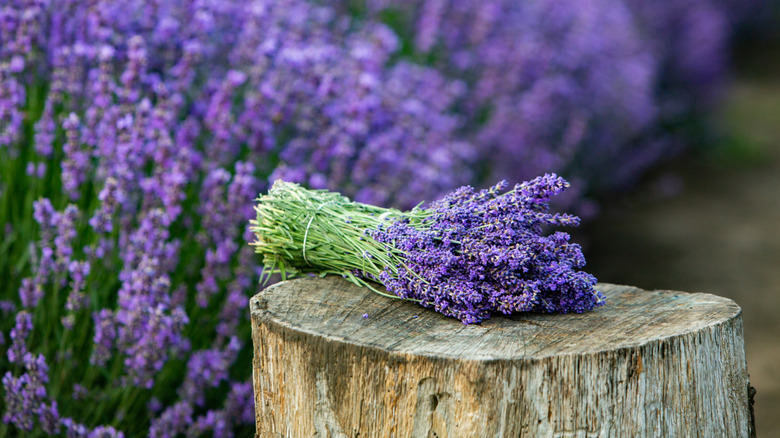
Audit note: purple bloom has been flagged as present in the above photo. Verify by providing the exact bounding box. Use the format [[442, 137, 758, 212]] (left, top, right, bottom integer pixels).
[[25, 161, 46, 178], [34, 103, 57, 157], [0, 300, 16, 316], [23, 352, 50, 389], [180, 337, 242, 407], [2, 353, 51, 432], [223, 381, 255, 425], [147, 397, 162, 414], [2, 372, 35, 431], [72, 384, 88, 400], [62, 112, 91, 200], [91, 309, 116, 367], [149, 401, 193, 438], [33, 198, 57, 230], [53, 204, 81, 278], [89, 177, 123, 233], [61, 417, 89, 438], [197, 167, 233, 245], [107, 205, 190, 388], [0, 62, 26, 149], [18, 277, 43, 309], [196, 162, 260, 306], [370, 174, 604, 323], [8, 311, 33, 364], [65, 260, 91, 317], [39, 401, 61, 434], [116, 303, 189, 389], [189, 410, 229, 438], [625, 0, 729, 111], [215, 284, 249, 340], [346, 0, 735, 203]]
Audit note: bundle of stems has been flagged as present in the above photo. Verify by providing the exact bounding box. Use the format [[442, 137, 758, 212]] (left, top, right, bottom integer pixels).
[[249, 180, 423, 299], [250, 177, 603, 323]]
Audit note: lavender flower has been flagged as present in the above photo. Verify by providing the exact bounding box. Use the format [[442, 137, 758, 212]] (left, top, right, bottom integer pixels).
[[180, 337, 242, 407], [223, 381, 255, 425], [65, 260, 91, 313], [0, 301, 16, 316], [0, 62, 25, 150], [116, 300, 189, 389], [2, 353, 50, 431], [72, 384, 88, 401], [7, 312, 32, 364], [91, 309, 116, 367], [62, 113, 90, 200], [60, 418, 89, 438], [184, 379, 254, 438], [53, 204, 81, 278], [89, 177, 123, 234], [18, 278, 43, 309], [32, 198, 58, 233], [148, 401, 193, 438], [251, 176, 603, 324], [376, 176, 602, 322], [2, 372, 35, 431], [38, 401, 60, 435], [189, 410, 229, 437]]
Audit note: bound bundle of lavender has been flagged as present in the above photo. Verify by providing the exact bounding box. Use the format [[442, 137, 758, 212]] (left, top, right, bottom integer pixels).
[[250, 174, 604, 324]]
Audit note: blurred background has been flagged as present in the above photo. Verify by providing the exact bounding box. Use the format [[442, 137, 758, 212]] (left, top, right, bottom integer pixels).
[[1, 0, 779, 435], [585, 12, 780, 433]]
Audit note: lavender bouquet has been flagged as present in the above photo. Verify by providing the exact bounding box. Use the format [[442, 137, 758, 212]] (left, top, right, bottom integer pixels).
[[251, 174, 604, 324]]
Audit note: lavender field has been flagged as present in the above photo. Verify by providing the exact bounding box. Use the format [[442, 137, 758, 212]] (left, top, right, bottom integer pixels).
[[0, 0, 758, 436]]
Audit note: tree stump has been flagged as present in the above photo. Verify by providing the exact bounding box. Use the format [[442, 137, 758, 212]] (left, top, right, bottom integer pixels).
[[250, 276, 754, 437]]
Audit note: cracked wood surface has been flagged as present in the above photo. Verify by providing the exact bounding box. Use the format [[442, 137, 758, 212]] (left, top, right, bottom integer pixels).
[[251, 276, 754, 437]]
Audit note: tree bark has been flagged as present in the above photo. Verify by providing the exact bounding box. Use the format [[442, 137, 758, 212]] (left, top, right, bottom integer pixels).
[[250, 276, 754, 437]]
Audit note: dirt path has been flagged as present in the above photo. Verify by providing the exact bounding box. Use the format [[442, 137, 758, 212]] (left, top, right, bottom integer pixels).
[[584, 46, 780, 433]]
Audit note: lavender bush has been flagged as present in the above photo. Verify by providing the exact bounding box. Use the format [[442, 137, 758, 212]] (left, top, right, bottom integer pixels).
[[338, 0, 745, 205]]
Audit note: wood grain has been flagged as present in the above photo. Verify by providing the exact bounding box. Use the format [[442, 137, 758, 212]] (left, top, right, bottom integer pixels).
[[251, 276, 754, 437]]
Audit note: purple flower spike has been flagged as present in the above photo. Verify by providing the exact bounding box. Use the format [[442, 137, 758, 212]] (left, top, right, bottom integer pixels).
[[61, 417, 89, 437], [149, 401, 193, 438], [2, 372, 35, 431], [19, 278, 44, 309], [39, 401, 61, 434], [371, 174, 604, 323], [91, 309, 116, 367], [2, 353, 51, 432], [8, 311, 33, 364]]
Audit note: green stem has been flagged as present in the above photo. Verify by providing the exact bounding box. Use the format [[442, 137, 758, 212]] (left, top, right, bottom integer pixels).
[[250, 181, 428, 297]]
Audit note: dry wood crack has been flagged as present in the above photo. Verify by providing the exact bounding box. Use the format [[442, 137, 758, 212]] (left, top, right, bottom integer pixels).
[[251, 276, 754, 437]]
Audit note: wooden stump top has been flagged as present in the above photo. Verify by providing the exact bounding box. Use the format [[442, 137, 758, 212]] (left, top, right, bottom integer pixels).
[[251, 276, 742, 360]]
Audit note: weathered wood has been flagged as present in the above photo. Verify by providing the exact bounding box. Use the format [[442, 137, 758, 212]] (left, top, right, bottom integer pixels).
[[250, 276, 754, 437]]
